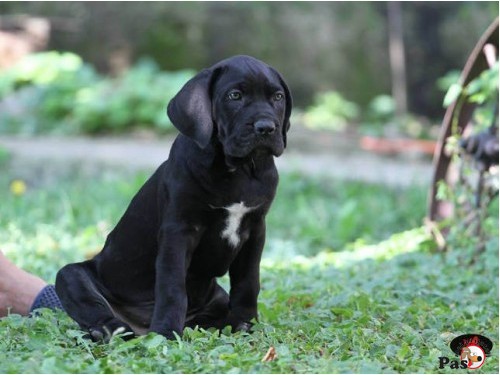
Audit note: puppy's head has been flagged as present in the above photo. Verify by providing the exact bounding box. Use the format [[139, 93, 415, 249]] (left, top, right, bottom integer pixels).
[[167, 55, 292, 161]]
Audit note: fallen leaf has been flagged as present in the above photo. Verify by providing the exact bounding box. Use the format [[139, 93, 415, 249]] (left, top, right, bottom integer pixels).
[[261, 346, 277, 362]]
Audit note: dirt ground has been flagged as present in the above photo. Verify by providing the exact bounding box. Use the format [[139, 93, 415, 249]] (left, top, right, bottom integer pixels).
[[0, 125, 434, 188]]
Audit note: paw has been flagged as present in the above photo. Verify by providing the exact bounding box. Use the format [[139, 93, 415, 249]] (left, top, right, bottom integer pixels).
[[88, 319, 135, 342], [225, 312, 255, 334], [234, 322, 253, 332], [233, 321, 253, 333], [149, 325, 180, 340]]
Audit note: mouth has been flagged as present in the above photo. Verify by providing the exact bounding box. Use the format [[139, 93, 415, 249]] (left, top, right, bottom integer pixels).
[[223, 144, 282, 171], [224, 136, 284, 158], [251, 145, 275, 156]]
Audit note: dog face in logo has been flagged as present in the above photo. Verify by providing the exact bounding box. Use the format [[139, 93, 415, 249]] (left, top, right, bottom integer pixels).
[[460, 346, 485, 369]]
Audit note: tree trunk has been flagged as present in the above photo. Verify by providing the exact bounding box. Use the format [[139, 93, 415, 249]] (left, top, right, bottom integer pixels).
[[387, 1, 408, 117]]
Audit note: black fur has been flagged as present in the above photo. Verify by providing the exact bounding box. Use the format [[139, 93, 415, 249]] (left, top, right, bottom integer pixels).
[[55, 55, 292, 340]]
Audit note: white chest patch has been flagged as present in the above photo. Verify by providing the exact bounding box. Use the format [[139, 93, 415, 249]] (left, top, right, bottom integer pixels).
[[220, 202, 256, 248]]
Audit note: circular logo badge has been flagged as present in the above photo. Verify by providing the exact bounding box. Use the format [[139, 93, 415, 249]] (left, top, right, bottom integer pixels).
[[461, 345, 486, 369]]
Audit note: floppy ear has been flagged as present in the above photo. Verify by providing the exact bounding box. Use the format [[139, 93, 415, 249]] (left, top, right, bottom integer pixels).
[[271, 68, 293, 148], [167, 68, 218, 149]]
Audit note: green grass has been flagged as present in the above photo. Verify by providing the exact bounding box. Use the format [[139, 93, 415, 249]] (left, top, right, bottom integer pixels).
[[268, 172, 427, 254], [0, 168, 498, 373]]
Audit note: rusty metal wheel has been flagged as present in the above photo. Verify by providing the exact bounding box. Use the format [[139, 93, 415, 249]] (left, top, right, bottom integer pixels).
[[427, 18, 499, 250]]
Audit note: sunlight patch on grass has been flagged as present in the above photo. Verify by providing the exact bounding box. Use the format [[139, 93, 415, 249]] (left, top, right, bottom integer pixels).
[[0, 221, 106, 282], [262, 227, 432, 270]]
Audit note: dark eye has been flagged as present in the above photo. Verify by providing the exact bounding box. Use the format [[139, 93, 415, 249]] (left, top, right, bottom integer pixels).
[[228, 90, 242, 101], [273, 92, 284, 102]]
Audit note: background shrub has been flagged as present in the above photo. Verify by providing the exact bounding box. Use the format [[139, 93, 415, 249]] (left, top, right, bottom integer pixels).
[[0, 52, 193, 135]]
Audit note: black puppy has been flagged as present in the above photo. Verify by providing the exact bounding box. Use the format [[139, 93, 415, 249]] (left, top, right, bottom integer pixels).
[[55, 55, 292, 340]]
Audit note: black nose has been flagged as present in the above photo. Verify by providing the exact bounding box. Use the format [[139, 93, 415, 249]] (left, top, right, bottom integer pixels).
[[254, 119, 276, 135]]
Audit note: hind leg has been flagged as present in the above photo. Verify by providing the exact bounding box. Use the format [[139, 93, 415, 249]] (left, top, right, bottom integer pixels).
[[55, 262, 134, 341], [185, 283, 231, 330]]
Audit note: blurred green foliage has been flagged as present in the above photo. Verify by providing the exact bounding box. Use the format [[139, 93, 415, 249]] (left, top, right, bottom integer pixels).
[[298, 90, 436, 140], [437, 55, 499, 256], [0, 52, 94, 93], [0, 52, 193, 135], [466, 62, 499, 106], [302, 91, 359, 131], [442, 60, 499, 141], [442, 63, 499, 112], [72, 59, 193, 134], [360, 95, 397, 136], [353, 94, 436, 139], [268, 173, 426, 253], [466, 62, 499, 136], [0, 146, 10, 166], [0, 52, 98, 134], [0, 1, 496, 117]]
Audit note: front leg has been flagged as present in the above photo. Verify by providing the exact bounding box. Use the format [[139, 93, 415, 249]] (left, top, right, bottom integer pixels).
[[227, 217, 266, 332], [149, 223, 200, 339]]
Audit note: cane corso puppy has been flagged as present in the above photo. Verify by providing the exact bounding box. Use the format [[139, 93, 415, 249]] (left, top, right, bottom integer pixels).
[[55, 55, 292, 340]]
